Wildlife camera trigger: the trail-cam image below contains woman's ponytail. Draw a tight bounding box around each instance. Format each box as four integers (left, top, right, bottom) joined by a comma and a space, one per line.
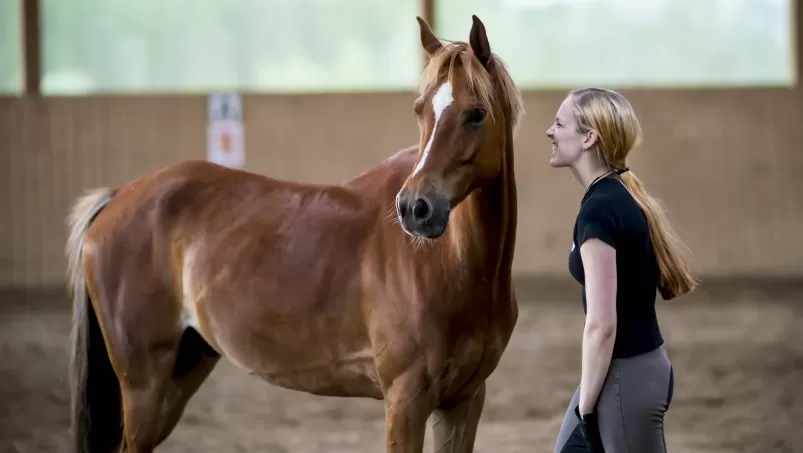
619, 171, 699, 300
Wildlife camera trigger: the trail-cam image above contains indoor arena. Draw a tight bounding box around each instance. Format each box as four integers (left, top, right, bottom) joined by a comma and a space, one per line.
1, 1, 801, 452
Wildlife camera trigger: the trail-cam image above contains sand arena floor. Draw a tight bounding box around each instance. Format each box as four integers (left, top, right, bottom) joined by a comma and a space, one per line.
1, 283, 801, 453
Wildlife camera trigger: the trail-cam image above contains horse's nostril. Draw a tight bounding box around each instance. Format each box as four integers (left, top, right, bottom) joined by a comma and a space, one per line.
412, 198, 432, 221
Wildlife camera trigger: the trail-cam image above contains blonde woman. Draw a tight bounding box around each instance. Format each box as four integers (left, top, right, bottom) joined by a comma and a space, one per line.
546, 87, 698, 453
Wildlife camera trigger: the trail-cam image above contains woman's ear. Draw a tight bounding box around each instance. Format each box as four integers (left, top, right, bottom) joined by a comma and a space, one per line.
583, 129, 599, 150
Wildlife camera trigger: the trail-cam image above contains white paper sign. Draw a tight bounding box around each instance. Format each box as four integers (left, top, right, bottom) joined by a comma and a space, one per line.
207, 93, 245, 169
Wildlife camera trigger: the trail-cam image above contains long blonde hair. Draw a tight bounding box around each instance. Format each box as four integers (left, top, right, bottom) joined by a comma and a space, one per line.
570, 87, 698, 300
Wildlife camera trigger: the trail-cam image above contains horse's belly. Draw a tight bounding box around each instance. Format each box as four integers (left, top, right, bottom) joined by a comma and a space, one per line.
185, 295, 381, 398
216, 331, 382, 398
249, 352, 384, 399
178, 235, 380, 397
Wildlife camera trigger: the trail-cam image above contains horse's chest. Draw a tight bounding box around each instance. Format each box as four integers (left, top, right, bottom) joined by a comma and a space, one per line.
430, 303, 514, 391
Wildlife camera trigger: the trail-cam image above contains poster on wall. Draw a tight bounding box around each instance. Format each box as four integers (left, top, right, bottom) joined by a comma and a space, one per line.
207, 92, 245, 169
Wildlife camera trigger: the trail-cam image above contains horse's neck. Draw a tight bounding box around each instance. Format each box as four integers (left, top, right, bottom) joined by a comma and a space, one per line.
452, 135, 517, 286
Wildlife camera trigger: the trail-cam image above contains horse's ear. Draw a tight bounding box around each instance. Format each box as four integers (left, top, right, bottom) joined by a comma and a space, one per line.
417, 16, 443, 56
469, 15, 491, 67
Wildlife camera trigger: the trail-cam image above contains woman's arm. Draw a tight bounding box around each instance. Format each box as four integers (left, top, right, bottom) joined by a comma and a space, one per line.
578, 237, 618, 416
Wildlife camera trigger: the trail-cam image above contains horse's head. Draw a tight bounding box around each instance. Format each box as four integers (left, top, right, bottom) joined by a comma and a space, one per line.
396, 15, 524, 239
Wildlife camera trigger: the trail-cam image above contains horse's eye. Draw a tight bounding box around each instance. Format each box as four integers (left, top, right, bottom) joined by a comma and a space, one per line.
465, 108, 486, 125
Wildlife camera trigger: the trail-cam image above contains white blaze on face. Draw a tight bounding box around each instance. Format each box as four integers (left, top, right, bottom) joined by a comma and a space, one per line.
413, 81, 454, 175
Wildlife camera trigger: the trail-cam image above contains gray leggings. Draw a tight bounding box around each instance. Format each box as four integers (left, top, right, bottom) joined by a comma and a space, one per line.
554, 346, 674, 453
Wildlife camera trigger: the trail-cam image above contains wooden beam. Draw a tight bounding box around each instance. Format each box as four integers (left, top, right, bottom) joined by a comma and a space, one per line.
420, 0, 436, 69
421, 0, 435, 25
795, 0, 802, 85
21, 0, 41, 95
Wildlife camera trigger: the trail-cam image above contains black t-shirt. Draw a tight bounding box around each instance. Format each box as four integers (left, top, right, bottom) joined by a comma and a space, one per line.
568, 176, 663, 359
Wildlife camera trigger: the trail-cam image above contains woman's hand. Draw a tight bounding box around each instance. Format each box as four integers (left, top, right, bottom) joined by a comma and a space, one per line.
575, 405, 605, 452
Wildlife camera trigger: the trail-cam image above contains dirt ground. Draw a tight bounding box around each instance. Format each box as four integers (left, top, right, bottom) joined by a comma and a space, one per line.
1, 283, 801, 453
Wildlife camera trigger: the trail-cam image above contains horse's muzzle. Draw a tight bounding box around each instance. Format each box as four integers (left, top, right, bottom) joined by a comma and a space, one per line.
396, 190, 451, 239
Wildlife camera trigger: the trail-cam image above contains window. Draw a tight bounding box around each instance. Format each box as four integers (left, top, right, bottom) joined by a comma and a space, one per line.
435, 0, 794, 88
41, 0, 422, 94
0, 0, 22, 94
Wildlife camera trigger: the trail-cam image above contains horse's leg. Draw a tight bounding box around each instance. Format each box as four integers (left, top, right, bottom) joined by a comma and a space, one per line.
430, 382, 486, 453
118, 342, 180, 453
383, 369, 436, 453
153, 329, 220, 445
108, 295, 183, 453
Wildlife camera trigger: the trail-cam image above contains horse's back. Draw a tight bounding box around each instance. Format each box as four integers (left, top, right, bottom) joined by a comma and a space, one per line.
85, 158, 383, 298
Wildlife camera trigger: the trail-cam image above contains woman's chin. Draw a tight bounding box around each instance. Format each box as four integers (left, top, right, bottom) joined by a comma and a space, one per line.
549, 155, 563, 167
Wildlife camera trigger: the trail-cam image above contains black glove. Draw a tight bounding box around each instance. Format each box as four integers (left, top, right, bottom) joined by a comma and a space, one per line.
575, 405, 605, 453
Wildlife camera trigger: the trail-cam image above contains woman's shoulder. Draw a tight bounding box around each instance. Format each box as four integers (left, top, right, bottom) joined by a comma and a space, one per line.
585, 178, 639, 210
575, 178, 646, 240
577, 192, 618, 230
579, 180, 624, 215
579, 179, 647, 234
574, 185, 623, 247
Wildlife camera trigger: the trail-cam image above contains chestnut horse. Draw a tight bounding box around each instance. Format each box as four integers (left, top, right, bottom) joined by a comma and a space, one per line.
65, 15, 524, 453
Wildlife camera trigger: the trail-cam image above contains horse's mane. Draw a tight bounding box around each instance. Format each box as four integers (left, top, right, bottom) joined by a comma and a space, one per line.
419, 41, 526, 134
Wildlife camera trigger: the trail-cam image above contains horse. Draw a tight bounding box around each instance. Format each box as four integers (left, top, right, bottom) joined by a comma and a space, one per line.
65, 14, 525, 453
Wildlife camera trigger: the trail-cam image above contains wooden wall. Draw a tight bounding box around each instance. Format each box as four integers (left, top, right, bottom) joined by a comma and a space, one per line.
1, 85, 802, 288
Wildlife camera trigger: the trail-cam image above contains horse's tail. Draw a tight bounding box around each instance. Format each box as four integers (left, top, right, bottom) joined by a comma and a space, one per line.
66, 187, 122, 453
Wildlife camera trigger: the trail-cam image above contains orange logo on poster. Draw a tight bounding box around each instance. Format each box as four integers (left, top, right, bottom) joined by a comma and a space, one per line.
220, 131, 232, 153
